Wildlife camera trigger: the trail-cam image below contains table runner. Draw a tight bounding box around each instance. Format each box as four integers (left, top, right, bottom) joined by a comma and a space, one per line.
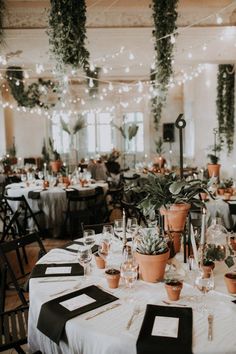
136, 304, 193, 354
37, 285, 118, 345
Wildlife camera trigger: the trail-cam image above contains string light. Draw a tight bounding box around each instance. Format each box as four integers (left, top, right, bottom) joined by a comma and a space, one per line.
216, 14, 223, 24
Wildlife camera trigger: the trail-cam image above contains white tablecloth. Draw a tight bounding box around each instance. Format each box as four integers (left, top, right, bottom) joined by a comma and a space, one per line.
28, 240, 236, 354
5, 182, 108, 237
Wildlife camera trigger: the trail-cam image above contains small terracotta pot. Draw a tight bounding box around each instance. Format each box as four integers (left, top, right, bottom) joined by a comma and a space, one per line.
50, 160, 62, 173
224, 273, 236, 294
165, 280, 183, 301
105, 269, 120, 289
230, 237, 236, 251
224, 192, 231, 200
207, 163, 221, 178
94, 253, 105, 269
217, 188, 225, 196
202, 261, 215, 278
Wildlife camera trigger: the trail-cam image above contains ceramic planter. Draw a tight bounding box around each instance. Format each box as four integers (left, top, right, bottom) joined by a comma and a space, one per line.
94, 253, 105, 269
135, 249, 170, 283
224, 273, 236, 294
207, 163, 221, 178
105, 269, 120, 288
165, 280, 183, 301
230, 237, 236, 251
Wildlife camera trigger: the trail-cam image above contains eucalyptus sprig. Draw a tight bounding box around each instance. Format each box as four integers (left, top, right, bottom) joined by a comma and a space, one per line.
151, 0, 178, 129
48, 0, 90, 72
216, 64, 235, 154
61, 116, 85, 135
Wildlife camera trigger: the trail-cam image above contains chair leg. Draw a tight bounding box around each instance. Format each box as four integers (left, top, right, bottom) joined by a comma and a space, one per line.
15, 344, 27, 354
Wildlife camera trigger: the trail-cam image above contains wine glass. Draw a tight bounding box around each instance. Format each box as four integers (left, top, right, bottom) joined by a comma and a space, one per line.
126, 217, 138, 241
114, 219, 124, 241
102, 224, 114, 240
83, 229, 96, 249
194, 267, 214, 313
97, 237, 110, 266
120, 260, 138, 289
21, 173, 27, 183
77, 246, 92, 280
38, 171, 44, 180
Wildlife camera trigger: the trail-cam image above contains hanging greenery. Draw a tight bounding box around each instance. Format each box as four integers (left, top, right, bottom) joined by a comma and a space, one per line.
6, 66, 57, 109
216, 64, 235, 154
0, 0, 5, 46
48, 0, 90, 72
151, 0, 178, 130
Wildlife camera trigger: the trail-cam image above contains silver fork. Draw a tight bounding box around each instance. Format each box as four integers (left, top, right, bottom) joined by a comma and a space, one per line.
126, 306, 141, 330
50, 283, 81, 297
208, 314, 213, 341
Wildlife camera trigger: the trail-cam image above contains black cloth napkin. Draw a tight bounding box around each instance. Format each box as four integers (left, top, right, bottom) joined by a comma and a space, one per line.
37, 285, 118, 345
30, 263, 84, 278
136, 304, 193, 354
62, 242, 98, 254
28, 190, 41, 199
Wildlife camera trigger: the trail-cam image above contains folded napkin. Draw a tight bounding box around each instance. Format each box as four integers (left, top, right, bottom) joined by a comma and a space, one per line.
37, 285, 118, 344
62, 242, 98, 254
136, 304, 193, 354
37, 249, 77, 264
28, 190, 41, 199
30, 263, 84, 278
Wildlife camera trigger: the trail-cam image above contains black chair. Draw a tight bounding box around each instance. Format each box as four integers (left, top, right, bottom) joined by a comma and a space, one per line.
81, 221, 114, 235
63, 190, 99, 238
0, 233, 45, 354
0, 232, 46, 311
120, 199, 148, 227
2, 194, 44, 242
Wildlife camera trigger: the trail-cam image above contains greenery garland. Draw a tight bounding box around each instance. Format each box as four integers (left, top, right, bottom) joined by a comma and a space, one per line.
0, 0, 5, 46
6, 66, 57, 109
48, 0, 90, 72
216, 64, 235, 154
151, 0, 178, 130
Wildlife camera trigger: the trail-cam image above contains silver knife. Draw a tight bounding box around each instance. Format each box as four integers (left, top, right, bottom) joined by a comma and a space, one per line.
208, 314, 213, 341
85, 303, 121, 320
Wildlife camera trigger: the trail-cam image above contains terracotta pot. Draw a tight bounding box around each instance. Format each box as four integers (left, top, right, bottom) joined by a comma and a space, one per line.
135, 249, 170, 283
165, 280, 183, 301
94, 253, 105, 269
50, 160, 62, 173
160, 204, 191, 233
224, 192, 231, 200
207, 163, 221, 178
224, 273, 236, 294
43, 180, 49, 189
218, 188, 225, 196
202, 261, 215, 278
230, 237, 236, 251
105, 269, 120, 288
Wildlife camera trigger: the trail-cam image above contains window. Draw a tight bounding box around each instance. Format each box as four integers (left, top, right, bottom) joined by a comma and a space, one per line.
86, 112, 113, 154
123, 112, 144, 152
51, 112, 70, 153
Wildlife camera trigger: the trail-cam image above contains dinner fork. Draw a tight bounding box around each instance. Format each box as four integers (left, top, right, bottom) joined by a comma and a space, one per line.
208, 314, 213, 341
50, 283, 81, 297
126, 306, 141, 330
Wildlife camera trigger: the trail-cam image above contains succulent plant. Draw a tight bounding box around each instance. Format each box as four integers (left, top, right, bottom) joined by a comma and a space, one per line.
136, 229, 168, 255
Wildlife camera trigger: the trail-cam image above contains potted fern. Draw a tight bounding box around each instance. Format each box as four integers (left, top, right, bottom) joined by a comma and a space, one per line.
135, 228, 170, 282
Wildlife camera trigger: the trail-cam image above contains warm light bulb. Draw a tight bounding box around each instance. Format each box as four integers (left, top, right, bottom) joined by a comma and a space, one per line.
216, 14, 223, 25
89, 78, 94, 88
170, 34, 176, 44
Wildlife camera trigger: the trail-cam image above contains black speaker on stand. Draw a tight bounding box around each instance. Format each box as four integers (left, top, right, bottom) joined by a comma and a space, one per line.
163, 123, 175, 143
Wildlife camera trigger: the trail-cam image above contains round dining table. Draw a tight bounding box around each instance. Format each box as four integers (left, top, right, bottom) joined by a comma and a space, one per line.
28, 236, 236, 354
5, 181, 108, 238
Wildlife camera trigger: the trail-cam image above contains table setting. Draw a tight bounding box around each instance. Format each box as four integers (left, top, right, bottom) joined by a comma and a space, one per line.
28, 224, 236, 354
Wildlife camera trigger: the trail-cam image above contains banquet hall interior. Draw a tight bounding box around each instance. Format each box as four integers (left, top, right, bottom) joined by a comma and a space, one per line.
1, 1, 236, 354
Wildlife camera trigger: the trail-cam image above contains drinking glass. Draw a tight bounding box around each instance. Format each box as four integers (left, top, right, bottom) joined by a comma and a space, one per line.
102, 225, 114, 240
21, 174, 27, 183
77, 246, 92, 279
194, 267, 214, 313
126, 218, 138, 236
120, 261, 138, 289
97, 237, 110, 265
83, 229, 96, 249
38, 171, 44, 180
114, 219, 124, 240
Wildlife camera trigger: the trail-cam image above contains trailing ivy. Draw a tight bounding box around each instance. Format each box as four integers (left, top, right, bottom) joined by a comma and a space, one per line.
151, 0, 178, 130
6, 66, 57, 109
0, 0, 5, 46
216, 64, 235, 153
48, 0, 90, 72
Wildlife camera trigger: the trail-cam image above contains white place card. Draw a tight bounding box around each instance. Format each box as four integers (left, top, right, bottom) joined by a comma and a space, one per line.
60, 294, 96, 311
45, 267, 72, 275
151, 316, 179, 338
66, 244, 81, 251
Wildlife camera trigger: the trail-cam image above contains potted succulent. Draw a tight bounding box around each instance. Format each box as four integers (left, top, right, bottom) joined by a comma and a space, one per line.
135, 228, 170, 282
217, 181, 226, 195
224, 272, 236, 294
164, 278, 183, 301
105, 268, 120, 288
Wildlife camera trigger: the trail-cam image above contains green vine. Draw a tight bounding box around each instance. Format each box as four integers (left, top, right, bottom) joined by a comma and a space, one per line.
48, 0, 90, 72
216, 64, 235, 154
0, 0, 5, 46
6, 66, 57, 109
151, 0, 178, 130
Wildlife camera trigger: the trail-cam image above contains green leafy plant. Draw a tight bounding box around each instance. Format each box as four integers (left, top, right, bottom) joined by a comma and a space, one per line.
155, 137, 165, 155
48, 0, 90, 72
151, 0, 179, 129
207, 128, 223, 164
6, 66, 57, 109
112, 122, 139, 141
216, 64, 235, 154
136, 229, 168, 255
48, 138, 60, 161
127, 172, 210, 216
41, 139, 50, 164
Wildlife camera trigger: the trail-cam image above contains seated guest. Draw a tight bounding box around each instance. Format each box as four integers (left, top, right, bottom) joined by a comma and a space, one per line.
94, 158, 108, 181
87, 158, 96, 179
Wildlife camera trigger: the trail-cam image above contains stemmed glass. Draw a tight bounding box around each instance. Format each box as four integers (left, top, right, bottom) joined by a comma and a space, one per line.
126, 218, 138, 235
120, 260, 138, 289
77, 246, 92, 280
21, 173, 27, 183
114, 219, 124, 241
97, 237, 111, 267
38, 171, 44, 180
83, 229, 96, 249
194, 267, 214, 313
